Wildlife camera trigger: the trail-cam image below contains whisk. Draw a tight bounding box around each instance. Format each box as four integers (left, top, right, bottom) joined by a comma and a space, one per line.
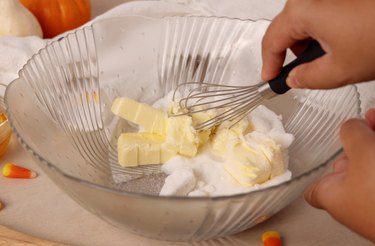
173, 41, 325, 130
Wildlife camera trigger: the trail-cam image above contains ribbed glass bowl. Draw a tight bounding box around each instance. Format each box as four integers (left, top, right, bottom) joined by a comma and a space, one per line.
5, 16, 360, 241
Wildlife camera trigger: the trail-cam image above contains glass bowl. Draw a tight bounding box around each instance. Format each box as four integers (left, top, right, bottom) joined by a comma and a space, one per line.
5, 16, 360, 241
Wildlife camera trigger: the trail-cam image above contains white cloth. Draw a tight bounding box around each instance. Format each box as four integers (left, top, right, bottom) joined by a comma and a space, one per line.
0, 0, 373, 114
0, 0, 209, 85
0, 36, 45, 83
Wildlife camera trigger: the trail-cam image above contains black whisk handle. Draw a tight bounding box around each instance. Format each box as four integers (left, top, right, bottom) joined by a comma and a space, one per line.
268, 40, 326, 94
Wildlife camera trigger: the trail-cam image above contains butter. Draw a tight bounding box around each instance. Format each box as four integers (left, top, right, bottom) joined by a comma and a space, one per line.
191, 110, 215, 146
168, 102, 215, 147
224, 143, 272, 186
211, 127, 238, 154
246, 132, 286, 178
156, 99, 294, 196
117, 132, 176, 167
112, 97, 204, 166
211, 119, 248, 155
163, 103, 215, 157
164, 114, 199, 157
113, 95, 290, 189
211, 117, 286, 186
111, 97, 167, 134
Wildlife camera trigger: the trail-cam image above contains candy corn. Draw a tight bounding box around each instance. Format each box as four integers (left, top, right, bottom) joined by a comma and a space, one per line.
2, 163, 37, 179
0, 112, 11, 158
85, 91, 99, 103
262, 231, 282, 246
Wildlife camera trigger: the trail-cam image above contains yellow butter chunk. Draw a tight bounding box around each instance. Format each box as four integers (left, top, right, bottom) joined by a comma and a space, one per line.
211, 119, 249, 155
111, 97, 167, 134
164, 115, 199, 157
191, 111, 215, 146
224, 143, 272, 186
256, 138, 286, 178
211, 128, 238, 155
211, 118, 280, 186
118, 132, 176, 167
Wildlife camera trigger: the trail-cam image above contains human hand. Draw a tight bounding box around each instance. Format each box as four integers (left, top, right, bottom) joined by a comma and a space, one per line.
304, 108, 375, 242
261, 0, 375, 89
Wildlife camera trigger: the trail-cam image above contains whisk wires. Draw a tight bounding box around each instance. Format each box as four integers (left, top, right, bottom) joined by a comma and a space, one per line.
172, 82, 263, 130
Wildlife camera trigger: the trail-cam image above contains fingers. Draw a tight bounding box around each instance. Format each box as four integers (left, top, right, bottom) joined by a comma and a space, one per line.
261, 0, 356, 89
306, 117, 375, 242
261, 15, 291, 81
285, 54, 352, 89
261, 13, 339, 89
261, 10, 310, 81
305, 119, 375, 210
304, 161, 347, 209
340, 118, 375, 165
290, 39, 312, 56
332, 155, 349, 172
365, 108, 375, 131
304, 155, 348, 210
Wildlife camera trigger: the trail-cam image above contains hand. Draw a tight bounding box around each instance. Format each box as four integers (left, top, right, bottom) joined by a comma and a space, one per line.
261, 0, 375, 89
304, 108, 375, 242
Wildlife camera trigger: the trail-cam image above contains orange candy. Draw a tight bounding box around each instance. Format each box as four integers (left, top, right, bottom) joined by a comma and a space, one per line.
2, 163, 37, 179
262, 231, 282, 246
0, 112, 11, 158
87, 91, 99, 103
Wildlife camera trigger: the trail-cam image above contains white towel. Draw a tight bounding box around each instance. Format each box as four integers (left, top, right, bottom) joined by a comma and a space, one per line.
0, 36, 45, 84
0, 0, 209, 85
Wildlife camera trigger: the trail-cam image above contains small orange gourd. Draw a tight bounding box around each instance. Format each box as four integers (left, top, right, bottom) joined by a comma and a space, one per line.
19, 0, 91, 38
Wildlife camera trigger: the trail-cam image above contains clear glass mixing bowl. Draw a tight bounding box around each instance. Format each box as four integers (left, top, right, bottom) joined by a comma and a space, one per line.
5, 16, 360, 241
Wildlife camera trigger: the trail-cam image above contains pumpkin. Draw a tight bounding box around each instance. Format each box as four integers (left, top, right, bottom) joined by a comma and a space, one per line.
19, 0, 91, 38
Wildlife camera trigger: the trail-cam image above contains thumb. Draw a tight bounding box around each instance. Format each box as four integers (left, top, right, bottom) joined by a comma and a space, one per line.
304, 156, 348, 209
340, 118, 375, 169
286, 54, 349, 89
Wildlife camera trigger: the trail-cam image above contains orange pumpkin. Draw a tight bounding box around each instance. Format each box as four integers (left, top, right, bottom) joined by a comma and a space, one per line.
19, 0, 91, 38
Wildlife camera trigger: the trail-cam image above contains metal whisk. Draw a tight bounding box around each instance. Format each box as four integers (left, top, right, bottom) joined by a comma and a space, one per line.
173, 41, 325, 130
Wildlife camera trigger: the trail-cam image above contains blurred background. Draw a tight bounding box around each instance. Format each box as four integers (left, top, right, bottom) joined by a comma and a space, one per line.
92, 0, 133, 16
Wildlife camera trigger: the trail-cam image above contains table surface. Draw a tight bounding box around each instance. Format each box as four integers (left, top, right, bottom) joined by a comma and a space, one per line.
0, 1, 373, 245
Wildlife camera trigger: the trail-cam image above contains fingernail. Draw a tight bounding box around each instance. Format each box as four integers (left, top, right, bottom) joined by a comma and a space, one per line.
286, 70, 302, 88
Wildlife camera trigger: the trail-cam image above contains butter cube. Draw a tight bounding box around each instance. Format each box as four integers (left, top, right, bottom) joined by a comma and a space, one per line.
111, 97, 167, 134
161, 147, 177, 163
117, 132, 176, 167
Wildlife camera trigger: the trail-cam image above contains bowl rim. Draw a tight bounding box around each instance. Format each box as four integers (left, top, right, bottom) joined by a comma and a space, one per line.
5, 15, 361, 201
